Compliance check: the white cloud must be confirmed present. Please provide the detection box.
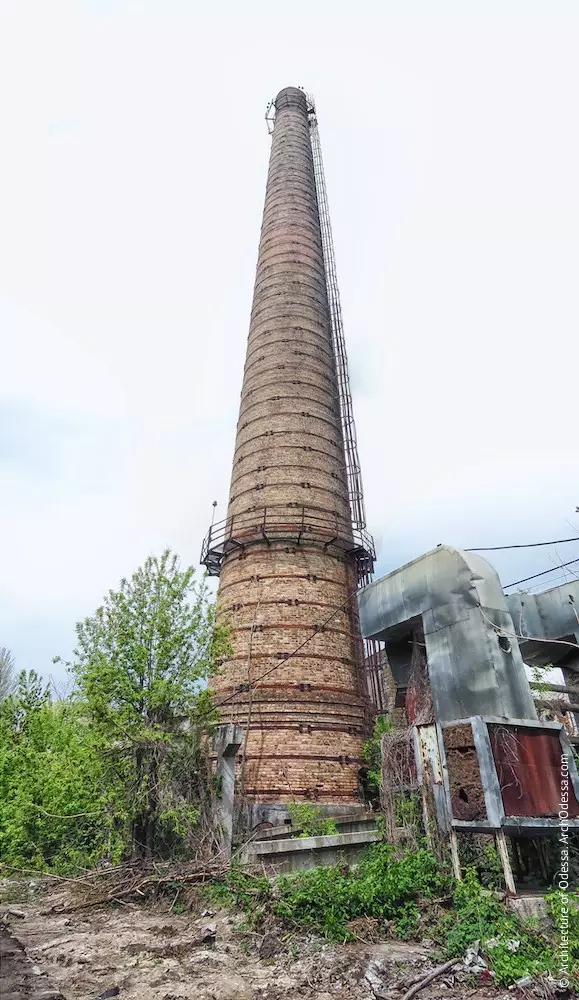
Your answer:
[1,0,579,679]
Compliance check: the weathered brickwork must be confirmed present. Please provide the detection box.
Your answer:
[213,87,369,803]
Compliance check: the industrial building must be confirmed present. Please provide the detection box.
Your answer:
[358,546,579,888]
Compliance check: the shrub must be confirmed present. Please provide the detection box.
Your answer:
[215,843,451,942]
[0,679,123,873]
[209,851,579,988]
[286,803,338,838]
[362,715,394,800]
[444,868,571,987]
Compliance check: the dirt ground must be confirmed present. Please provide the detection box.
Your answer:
[0,880,553,1000]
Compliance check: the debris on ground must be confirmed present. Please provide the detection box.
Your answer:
[1,921,66,1000]
[0,894,487,1000]
[0,880,573,1000]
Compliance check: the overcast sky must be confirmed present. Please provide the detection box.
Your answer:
[2,0,579,686]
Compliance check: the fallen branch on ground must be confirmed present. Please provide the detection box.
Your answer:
[28,859,234,914]
[400,958,460,1000]
[0,865,96,889]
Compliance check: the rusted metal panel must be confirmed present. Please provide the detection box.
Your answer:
[488,725,579,818]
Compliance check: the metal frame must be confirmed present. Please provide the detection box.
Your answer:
[256,91,375,586]
[413,716,579,891]
[306,94,383,709]
[200,503,375,585]
[417,717,579,834]
[265,98,276,134]
[440,714,579,808]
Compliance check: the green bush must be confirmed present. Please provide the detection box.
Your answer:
[0,676,124,873]
[362,715,393,800]
[456,835,505,890]
[217,844,450,941]
[286,803,338,838]
[0,550,229,873]
[210,851,579,988]
[443,868,575,987]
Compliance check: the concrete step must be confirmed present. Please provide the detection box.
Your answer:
[240,828,381,873]
[252,812,378,842]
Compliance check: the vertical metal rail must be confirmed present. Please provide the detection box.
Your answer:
[306,97,386,714]
[308,103,368,534]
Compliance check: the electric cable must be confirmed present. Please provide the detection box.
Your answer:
[503,558,579,590]
[466,536,579,552]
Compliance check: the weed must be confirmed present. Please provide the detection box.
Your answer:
[286,803,337,838]
[207,848,579,988]
[215,844,450,942]
[394,791,421,829]
[456,834,505,890]
[443,868,577,987]
[363,715,394,800]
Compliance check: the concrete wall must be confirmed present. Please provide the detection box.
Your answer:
[242,829,380,873]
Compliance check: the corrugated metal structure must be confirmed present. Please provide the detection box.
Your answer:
[507,581,579,731]
[358,545,537,723]
[507,582,579,668]
[360,545,579,891]
[201,87,375,810]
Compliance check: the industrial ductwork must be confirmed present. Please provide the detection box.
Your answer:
[358,544,537,725]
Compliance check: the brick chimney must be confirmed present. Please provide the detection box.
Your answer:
[203,87,371,806]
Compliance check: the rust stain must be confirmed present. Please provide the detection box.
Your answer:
[488,725,579,817]
[443,724,487,821]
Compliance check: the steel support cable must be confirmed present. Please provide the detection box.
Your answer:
[211,585,362,713]
[210,570,579,718]
[282,565,579,717]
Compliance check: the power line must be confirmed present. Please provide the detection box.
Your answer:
[504,558,579,590]
[525,573,577,593]
[466,536,579,552]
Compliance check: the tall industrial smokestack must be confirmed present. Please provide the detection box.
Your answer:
[202,87,374,811]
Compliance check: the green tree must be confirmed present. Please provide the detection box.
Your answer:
[0,678,114,872]
[0,647,16,701]
[66,549,229,859]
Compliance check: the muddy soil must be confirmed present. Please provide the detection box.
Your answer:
[0,883,518,1000]
[1,920,64,1000]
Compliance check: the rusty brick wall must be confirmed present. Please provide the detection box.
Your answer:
[214,87,369,803]
[442,723,487,822]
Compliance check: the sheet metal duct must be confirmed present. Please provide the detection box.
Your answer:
[507,583,579,668]
[358,545,537,725]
